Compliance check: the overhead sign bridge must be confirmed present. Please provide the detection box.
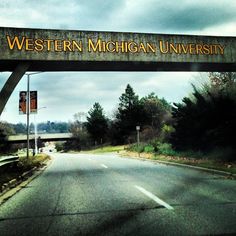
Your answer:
[0,27,236,114]
[7,133,73,143]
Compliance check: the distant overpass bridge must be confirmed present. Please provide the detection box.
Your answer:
[7,133,73,143]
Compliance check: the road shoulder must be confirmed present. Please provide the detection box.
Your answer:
[119,151,236,179]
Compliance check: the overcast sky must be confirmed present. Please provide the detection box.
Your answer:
[0,0,236,124]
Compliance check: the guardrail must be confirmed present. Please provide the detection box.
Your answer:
[0,155,19,168]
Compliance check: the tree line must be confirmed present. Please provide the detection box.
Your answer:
[64,84,172,151]
[67,72,236,161]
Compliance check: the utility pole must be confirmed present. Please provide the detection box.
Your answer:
[26,74,30,159]
[25,72,43,159]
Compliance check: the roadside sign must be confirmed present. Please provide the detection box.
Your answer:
[19,91,27,114]
[30,91,37,114]
[19,91,37,114]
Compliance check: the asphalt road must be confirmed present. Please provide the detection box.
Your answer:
[0,153,235,235]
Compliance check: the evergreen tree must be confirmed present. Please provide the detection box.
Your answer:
[118,84,139,111]
[171,74,236,161]
[114,84,148,143]
[85,102,108,144]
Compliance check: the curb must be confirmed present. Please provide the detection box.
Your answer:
[120,154,236,178]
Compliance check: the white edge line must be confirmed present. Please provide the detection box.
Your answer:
[135,185,174,210]
[101,164,108,169]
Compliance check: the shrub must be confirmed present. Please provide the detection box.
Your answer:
[127,143,146,153]
[156,142,176,156]
[144,145,155,153]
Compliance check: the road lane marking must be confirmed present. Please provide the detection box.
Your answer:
[135,185,174,210]
[101,164,108,169]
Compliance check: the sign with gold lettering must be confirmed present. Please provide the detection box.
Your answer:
[0,27,235,72]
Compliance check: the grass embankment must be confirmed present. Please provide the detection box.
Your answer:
[78,144,236,175]
[0,153,50,188]
[81,145,126,154]
[123,151,236,175]
[18,153,50,170]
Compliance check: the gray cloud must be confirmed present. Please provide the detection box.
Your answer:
[114,1,236,33]
[0,0,126,30]
[1,0,236,33]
